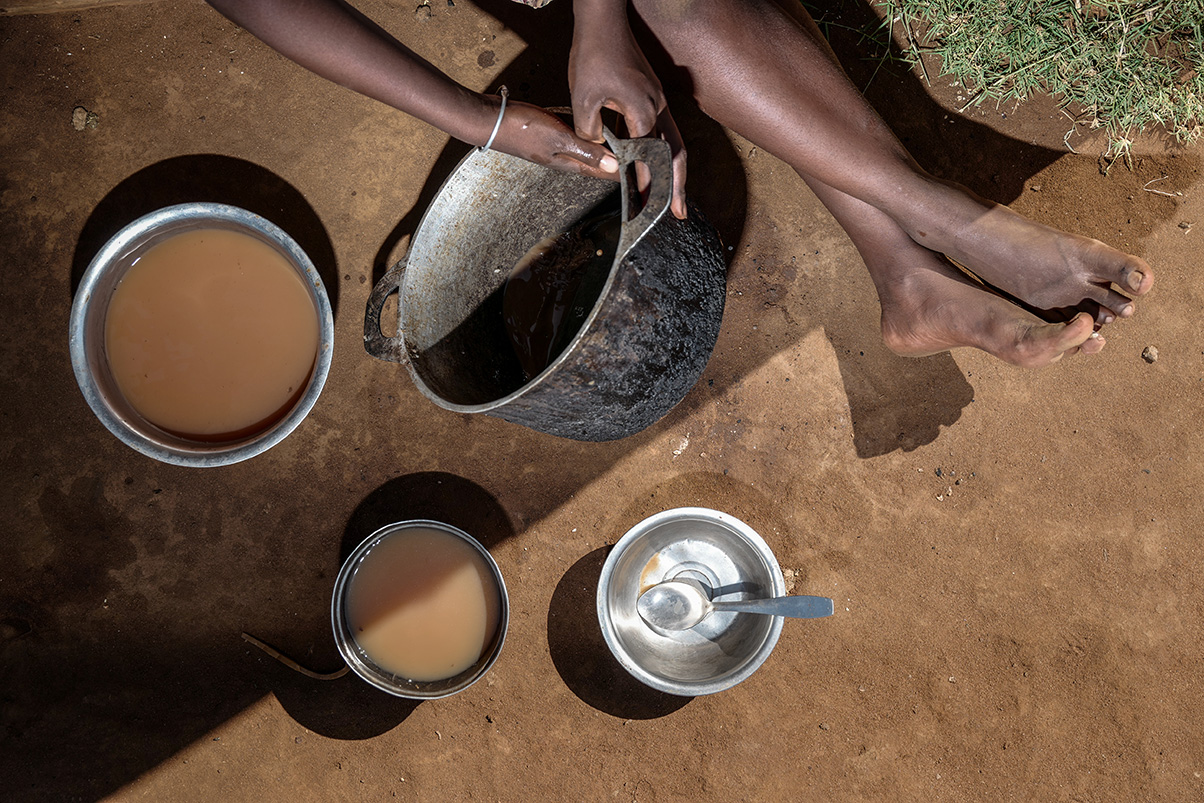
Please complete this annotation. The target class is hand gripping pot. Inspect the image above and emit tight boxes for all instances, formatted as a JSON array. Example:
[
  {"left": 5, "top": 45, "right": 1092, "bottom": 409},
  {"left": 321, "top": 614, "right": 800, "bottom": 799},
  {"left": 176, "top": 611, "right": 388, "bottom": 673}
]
[{"left": 364, "top": 134, "right": 726, "bottom": 441}]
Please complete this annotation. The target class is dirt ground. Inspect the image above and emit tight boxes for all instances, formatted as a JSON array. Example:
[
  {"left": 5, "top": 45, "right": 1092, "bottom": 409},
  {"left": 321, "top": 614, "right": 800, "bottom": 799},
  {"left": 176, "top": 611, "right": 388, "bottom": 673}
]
[{"left": 2, "top": 1, "right": 1203, "bottom": 800}]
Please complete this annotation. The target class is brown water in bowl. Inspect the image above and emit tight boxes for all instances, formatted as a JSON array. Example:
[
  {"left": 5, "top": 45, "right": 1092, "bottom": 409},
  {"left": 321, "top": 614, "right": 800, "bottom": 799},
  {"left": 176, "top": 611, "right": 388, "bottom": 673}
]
[
  {"left": 345, "top": 527, "right": 502, "bottom": 683},
  {"left": 104, "top": 228, "right": 319, "bottom": 441}
]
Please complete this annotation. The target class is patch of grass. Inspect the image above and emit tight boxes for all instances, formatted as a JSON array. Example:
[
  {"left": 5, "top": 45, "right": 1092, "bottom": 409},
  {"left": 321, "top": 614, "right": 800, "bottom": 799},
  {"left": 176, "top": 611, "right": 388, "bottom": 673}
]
[
  {"left": 877, "top": 0, "right": 1204, "bottom": 160},
  {"left": 802, "top": 0, "right": 907, "bottom": 92}
]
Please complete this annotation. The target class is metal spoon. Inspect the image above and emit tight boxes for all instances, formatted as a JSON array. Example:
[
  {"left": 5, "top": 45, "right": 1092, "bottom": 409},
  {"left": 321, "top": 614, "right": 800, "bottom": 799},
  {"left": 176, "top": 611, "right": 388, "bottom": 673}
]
[{"left": 637, "top": 576, "right": 835, "bottom": 631}]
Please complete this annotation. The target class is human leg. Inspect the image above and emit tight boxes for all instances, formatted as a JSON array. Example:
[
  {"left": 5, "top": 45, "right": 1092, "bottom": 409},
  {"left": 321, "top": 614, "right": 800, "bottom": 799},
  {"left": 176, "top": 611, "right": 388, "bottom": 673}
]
[{"left": 631, "top": 0, "right": 1152, "bottom": 323}]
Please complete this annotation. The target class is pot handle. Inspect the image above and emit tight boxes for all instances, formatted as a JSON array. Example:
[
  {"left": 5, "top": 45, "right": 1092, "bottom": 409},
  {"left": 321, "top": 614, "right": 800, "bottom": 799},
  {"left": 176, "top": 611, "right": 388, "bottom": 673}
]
[
  {"left": 604, "top": 133, "right": 673, "bottom": 254},
  {"left": 363, "top": 256, "right": 408, "bottom": 364}
]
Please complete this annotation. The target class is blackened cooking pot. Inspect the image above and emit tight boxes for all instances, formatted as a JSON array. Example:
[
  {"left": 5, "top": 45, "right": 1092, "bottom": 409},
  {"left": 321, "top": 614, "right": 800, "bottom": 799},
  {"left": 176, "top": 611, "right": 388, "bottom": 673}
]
[{"left": 364, "top": 134, "right": 725, "bottom": 441}]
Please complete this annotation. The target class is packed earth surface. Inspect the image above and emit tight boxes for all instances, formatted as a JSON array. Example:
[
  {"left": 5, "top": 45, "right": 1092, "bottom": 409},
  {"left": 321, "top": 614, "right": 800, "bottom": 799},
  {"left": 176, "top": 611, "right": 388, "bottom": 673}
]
[{"left": 2, "top": 1, "right": 1203, "bottom": 801}]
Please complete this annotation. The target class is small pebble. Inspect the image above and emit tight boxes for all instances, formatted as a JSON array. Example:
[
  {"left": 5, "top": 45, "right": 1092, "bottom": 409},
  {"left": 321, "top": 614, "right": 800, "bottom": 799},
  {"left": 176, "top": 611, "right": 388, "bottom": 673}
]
[
  {"left": 818, "top": 722, "right": 830, "bottom": 731},
  {"left": 71, "top": 106, "right": 98, "bottom": 131},
  {"left": 1142, "top": 345, "right": 1159, "bottom": 364}
]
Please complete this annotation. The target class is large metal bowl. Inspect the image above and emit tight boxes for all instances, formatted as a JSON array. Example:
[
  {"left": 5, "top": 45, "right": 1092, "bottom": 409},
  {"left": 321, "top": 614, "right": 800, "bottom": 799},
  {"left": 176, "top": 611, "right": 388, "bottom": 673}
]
[
  {"left": 597, "top": 508, "right": 785, "bottom": 696},
  {"left": 69, "top": 203, "right": 334, "bottom": 466}
]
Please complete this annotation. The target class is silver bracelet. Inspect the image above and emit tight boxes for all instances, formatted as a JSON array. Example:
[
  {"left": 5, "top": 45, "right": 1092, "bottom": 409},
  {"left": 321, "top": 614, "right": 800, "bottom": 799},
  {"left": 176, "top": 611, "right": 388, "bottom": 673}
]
[{"left": 481, "top": 86, "right": 509, "bottom": 152}]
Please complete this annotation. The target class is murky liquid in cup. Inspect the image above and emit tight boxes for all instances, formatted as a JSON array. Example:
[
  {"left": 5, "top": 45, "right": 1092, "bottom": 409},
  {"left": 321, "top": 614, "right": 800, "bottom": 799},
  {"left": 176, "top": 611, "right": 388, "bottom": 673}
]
[
  {"left": 345, "top": 526, "right": 502, "bottom": 683},
  {"left": 104, "top": 228, "right": 319, "bottom": 441}
]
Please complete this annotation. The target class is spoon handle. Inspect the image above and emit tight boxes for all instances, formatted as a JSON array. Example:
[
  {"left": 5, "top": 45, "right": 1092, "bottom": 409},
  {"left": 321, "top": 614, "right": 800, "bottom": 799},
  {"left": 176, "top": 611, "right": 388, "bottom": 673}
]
[{"left": 712, "top": 595, "right": 835, "bottom": 619}]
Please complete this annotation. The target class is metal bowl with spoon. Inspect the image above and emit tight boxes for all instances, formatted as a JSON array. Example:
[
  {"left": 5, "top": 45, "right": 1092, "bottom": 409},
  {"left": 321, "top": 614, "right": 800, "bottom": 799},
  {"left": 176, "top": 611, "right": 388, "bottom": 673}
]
[
  {"left": 597, "top": 507, "right": 831, "bottom": 696},
  {"left": 637, "top": 576, "right": 834, "bottom": 631}
]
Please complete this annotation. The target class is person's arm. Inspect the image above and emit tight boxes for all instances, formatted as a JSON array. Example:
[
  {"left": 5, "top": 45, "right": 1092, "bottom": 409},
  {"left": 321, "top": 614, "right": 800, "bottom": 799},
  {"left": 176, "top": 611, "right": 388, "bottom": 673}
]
[
  {"left": 205, "top": 0, "right": 617, "bottom": 178},
  {"left": 569, "top": 0, "right": 686, "bottom": 217}
]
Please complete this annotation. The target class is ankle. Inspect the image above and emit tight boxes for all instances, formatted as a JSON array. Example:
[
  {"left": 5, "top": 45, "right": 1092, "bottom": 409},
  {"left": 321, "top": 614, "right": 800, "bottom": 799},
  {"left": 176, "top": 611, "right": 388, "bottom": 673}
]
[{"left": 891, "top": 176, "right": 989, "bottom": 251}]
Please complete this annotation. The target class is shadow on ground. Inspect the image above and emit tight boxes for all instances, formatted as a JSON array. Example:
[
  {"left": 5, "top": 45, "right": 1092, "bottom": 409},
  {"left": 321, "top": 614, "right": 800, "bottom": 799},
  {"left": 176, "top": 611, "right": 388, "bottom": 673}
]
[
  {"left": 71, "top": 154, "right": 341, "bottom": 319},
  {"left": 548, "top": 547, "right": 691, "bottom": 718},
  {"left": 0, "top": 472, "right": 517, "bottom": 803}
]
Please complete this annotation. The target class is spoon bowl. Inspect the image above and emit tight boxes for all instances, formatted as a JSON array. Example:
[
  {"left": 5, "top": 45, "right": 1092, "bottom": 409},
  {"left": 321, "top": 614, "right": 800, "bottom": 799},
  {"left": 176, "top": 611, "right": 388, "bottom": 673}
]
[{"left": 638, "top": 576, "right": 835, "bottom": 631}]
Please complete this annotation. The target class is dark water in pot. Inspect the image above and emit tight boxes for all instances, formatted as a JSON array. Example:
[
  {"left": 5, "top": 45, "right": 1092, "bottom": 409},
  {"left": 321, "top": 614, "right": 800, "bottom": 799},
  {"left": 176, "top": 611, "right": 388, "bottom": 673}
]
[{"left": 503, "top": 199, "right": 622, "bottom": 382}]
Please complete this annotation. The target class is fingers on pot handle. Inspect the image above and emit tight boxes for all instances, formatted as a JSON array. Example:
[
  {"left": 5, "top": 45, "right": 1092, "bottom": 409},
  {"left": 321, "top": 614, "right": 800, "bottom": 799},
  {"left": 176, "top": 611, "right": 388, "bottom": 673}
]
[
  {"left": 363, "top": 257, "right": 408, "bottom": 364},
  {"left": 603, "top": 133, "right": 674, "bottom": 250}
]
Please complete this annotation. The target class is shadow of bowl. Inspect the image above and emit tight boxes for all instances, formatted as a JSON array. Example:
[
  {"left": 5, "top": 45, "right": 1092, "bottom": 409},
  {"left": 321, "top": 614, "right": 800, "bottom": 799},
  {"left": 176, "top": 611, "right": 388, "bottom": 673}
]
[
  {"left": 548, "top": 547, "right": 691, "bottom": 718},
  {"left": 71, "top": 154, "right": 339, "bottom": 318}
]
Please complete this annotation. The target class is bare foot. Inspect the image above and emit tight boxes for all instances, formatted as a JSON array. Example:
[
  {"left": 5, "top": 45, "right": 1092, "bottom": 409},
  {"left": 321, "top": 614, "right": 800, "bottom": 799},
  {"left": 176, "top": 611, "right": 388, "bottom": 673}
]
[
  {"left": 904, "top": 180, "right": 1154, "bottom": 322},
  {"left": 799, "top": 172, "right": 1106, "bottom": 366},
  {"left": 874, "top": 241, "right": 1104, "bottom": 368}
]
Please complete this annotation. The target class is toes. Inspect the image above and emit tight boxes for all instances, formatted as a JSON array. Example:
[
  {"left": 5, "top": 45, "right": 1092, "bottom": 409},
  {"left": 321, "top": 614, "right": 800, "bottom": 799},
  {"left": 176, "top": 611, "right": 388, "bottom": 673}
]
[
  {"left": 1049, "top": 312, "right": 1098, "bottom": 355},
  {"left": 1075, "top": 280, "right": 1135, "bottom": 322},
  {"left": 1123, "top": 263, "right": 1153, "bottom": 294},
  {"left": 1014, "top": 312, "right": 1099, "bottom": 367},
  {"left": 1096, "top": 287, "right": 1135, "bottom": 320},
  {"left": 1080, "top": 330, "right": 1106, "bottom": 355},
  {"left": 1092, "top": 243, "right": 1154, "bottom": 295}
]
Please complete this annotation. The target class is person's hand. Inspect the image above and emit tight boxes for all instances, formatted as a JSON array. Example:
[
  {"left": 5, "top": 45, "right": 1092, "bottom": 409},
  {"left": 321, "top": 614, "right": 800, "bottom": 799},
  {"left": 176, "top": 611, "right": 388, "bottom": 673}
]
[
  {"left": 568, "top": 2, "right": 687, "bottom": 218},
  {"left": 487, "top": 97, "right": 620, "bottom": 180}
]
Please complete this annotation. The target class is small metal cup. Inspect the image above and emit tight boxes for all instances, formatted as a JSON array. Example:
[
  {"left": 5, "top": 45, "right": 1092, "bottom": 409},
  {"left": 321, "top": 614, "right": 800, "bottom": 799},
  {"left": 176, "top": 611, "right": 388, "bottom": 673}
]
[
  {"left": 597, "top": 507, "right": 786, "bottom": 696},
  {"left": 331, "top": 520, "right": 509, "bottom": 700},
  {"left": 69, "top": 202, "right": 334, "bottom": 466}
]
